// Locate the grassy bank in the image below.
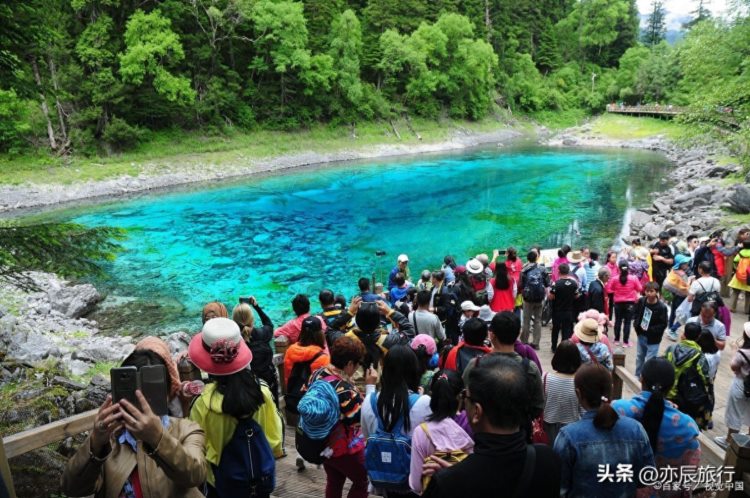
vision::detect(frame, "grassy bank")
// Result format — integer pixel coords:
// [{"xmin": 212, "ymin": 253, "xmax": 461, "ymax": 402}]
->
[
  {"xmin": 0, "ymin": 116, "xmax": 526, "ymax": 186},
  {"xmin": 588, "ymin": 114, "xmax": 688, "ymax": 140}
]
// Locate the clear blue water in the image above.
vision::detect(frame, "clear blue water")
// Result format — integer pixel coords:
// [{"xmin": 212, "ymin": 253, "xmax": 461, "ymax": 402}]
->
[{"xmin": 50, "ymin": 145, "xmax": 669, "ymax": 332}]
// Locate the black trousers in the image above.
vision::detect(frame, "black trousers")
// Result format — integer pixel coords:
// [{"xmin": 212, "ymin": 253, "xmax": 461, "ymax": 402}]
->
[{"xmin": 551, "ymin": 309, "xmax": 574, "ymax": 351}]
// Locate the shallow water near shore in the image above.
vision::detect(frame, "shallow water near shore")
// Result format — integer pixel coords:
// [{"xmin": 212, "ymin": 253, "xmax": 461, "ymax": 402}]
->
[{"xmin": 47, "ymin": 145, "xmax": 670, "ymax": 332}]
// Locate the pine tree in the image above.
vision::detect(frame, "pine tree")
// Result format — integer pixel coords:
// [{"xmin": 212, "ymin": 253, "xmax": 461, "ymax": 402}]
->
[
  {"xmin": 536, "ymin": 19, "xmax": 562, "ymax": 74},
  {"xmin": 642, "ymin": 0, "xmax": 666, "ymax": 47},
  {"xmin": 684, "ymin": 0, "xmax": 711, "ymax": 29},
  {"xmin": 304, "ymin": 0, "xmax": 346, "ymax": 52}
]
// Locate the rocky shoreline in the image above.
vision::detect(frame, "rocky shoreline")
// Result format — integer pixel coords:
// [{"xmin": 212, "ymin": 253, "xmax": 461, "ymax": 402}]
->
[
  {"xmin": 0, "ymin": 127, "xmax": 525, "ymax": 214},
  {"xmin": 544, "ymin": 124, "xmax": 750, "ymax": 243}
]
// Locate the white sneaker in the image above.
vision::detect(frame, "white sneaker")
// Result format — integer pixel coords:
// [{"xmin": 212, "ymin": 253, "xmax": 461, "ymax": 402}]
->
[{"xmin": 714, "ymin": 436, "xmax": 729, "ymax": 449}]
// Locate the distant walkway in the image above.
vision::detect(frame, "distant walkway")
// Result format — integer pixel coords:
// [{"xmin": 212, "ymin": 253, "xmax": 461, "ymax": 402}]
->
[{"xmin": 606, "ymin": 104, "xmax": 687, "ymax": 116}]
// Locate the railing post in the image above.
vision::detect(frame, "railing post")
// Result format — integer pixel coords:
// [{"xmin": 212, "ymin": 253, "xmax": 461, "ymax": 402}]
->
[
  {"xmin": 0, "ymin": 438, "xmax": 17, "ymax": 498},
  {"xmin": 612, "ymin": 350, "xmax": 626, "ymax": 400},
  {"xmin": 274, "ymin": 336, "xmax": 289, "ymax": 395},
  {"xmin": 717, "ymin": 434, "xmax": 750, "ymax": 498}
]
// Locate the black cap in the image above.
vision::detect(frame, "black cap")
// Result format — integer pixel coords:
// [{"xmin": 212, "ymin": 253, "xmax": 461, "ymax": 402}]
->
[{"xmin": 301, "ymin": 316, "xmax": 322, "ymax": 333}]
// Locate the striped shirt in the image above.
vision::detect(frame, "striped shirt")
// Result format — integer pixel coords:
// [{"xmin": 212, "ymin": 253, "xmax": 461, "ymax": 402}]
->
[{"xmin": 543, "ymin": 372, "xmax": 583, "ymax": 424}]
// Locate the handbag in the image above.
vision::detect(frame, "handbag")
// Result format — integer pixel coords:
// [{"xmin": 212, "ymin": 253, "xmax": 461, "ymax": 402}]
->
[{"xmin": 531, "ymin": 373, "xmax": 550, "ymax": 445}]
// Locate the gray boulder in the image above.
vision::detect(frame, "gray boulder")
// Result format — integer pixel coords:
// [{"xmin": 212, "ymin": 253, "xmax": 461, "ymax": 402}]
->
[
  {"xmin": 642, "ymin": 222, "xmax": 663, "ymax": 240},
  {"xmin": 48, "ymin": 281, "xmax": 101, "ymax": 318},
  {"xmin": 727, "ymin": 185, "xmax": 750, "ymax": 214},
  {"xmin": 630, "ymin": 210, "xmax": 652, "ymax": 228}
]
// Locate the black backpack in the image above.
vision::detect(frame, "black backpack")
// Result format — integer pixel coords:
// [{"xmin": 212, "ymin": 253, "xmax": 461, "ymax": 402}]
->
[
  {"xmin": 284, "ymin": 351, "xmax": 325, "ymax": 415},
  {"xmin": 522, "ymin": 266, "xmax": 546, "ymax": 303},
  {"xmin": 737, "ymin": 351, "xmax": 750, "ymax": 397},
  {"xmin": 690, "ymin": 281, "xmax": 724, "ymax": 316},
  {"xmin": 675, "ymin": 353, "xmax": 711, "ymax": 427}
]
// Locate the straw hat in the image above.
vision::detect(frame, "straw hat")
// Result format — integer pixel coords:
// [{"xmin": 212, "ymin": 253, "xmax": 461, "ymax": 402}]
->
[{"xmin": 574, "ymin": 318, "xmax": 600, "ymax": 343}]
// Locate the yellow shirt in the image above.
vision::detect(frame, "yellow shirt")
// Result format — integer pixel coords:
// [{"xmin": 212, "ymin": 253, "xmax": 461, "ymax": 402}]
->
[{"xmin": 189, "ymin": 382, "xmax": 283, "ymax": 485}]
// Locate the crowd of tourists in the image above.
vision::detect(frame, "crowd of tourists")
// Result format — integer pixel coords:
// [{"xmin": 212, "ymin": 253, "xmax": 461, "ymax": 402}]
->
[{"xmin": 59, "ymin": 227, "xmax": 750, "ymax": 498}]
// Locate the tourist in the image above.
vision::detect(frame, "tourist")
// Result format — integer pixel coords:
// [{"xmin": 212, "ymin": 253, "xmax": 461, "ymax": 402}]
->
[
  {"xmin": 374, "ymin": 282, "xmax": 387, "ymax": 301},
  {"xmin": 441, "ymin": 317, "xmax": 491, "ymax": 376},
  {"xmin": 551, "ymin": 245, "xmax": 571, "ymax": 282},
  {"xmin": 567, "ymin": 250, "xmax": 588, "ymax": 293},
  {"xmin": 62, "ymin": 340, "xmax": 208, "ymax": 498},
  {"xmin": 416, "ymin": 270, "xmax": 433, "ymax": 292},
  {"xmin": 520, "ymin": 250, "xmax": 550, "ymax": 350},
  {"xmin": 420, "ymin": 355, "xmax": 561, "ymax": 497},
  {"xmin": 306, "ymin": 336, "xmax": 375, "ymax": 498},
  {"xmin": 550, "ymin": 263, "xmax": 579, "ymax": 352},
  {"xmin": 651, "ymin": 232, "xmax": 675, "ymax": 293},
  {"xmin": 629, "ymin": 245, "xmax": 651, "ymax": 287},
  {"xmin": 319, "ymin": 289, "xmax": 345, "ymax": 329},
  {"xmin": 607, "ymin": 260, "xmax": 642, "ymax": 347},
  {"xmin": 697, "ymin": 329, "xmax": 721, "ymax": 379},
  {"xmin": 389, "ymin": 254, "xmax": 411, "ymax": 290},
  {"xmin": 728, "ymin": 240, "xmax": 750, "ymax": 313},
  {"xmin": 357, "ymin": 277, "xmax": 385, "ymax": 303},
  {"xmin": 441, "ymin": 256, "xmax": 456, "ymax": 284},
  {"xmin": 686, "ymin": 301, "xmax": 726, "ymax": 376},
  {"xmin": 633, "ymin": 282, "xmax": 668, "ymax": 377},
  {"xmin": 572, "ymin": 309, "xmax": 614, "ymax": 353},
  {"xmin": 430, "ymin": 270, "xmax": 458, "ymax": 343},
  {"xmin": 586, "ymin": 267, "xmax": 609, "ymax": 314},
  {"xmin": 283, "ymin": 316, "xmax": 331, "ymax": 395},
  {"xmin": 687, "ymin": 234, "xmax": 699, "ymax": 258},
  {"xmin": 451, "ymin": 266, "xmax": 477, "ymax": 309},
  {"xmin": 466, "ymin": 258, "xmax": 493, "ymax": 305},
  {"xmin": 612, "ymin": 358, "xmax": 701, "ymax": 496},
  {"xmin": 663, "ymin": 322, "xmax": 714, "ymax": 430},
  {"xmin": 488, "ymin": 261, "xmax": 516, "ymax": 313},
  {"xmin": 408, "ymin": 370, "xmax": 474, "ymax": 495},
  {"xmin": 202, "ymin": 301, "xmax": 228, "ymax": 323},
  {"xmin": 687, "ymin": 261, "xmax": 723, "ymax": 315},
  {"xmin": 461, "ymin": 312, "xmax": 544, "ymax": 439},
  {"xmin": 274, "ymin": 293, "xmax": 313, "ymax": 344},
  {"xmin": 715, "ymin": 323, "xmax": 750, "ymax": 449},
  {"xmin": 663, "ymin": 254, "xmax": 691, "ymax": 339},
  {"xmin": 573, "ymin": 317, "xmax": 613, "ymax": 370},
  {"xmin": 411, "ymin": 334, "xmax": 439, "ymax": 395},
  {"xmin": 458, "ymin": 300, "xmax": 480, "ymax": 330},
  {"xmin": 361, "ymin": 345, "xmax": 431, "ymax": 495},
  {"xmin": 390, "ymin": 272, "xmax": 414, "ymax": 306},
  {"xmin": 692, "ymin": 236, "xmax": 717, "ymax": 277},
  {"xmin": 408, "ymin": 290, "xmax": 446, "ymax": 343},
  {"xmin": 583, "ymin": 251, "xmax": 601, "ymax": 292},
  {"xmin": 543, "ymin": 340, "xmax": 583, "ymax": 445},
  {"xmin": 188, "ymin": 318, "xmax": 283, "ymax": 498},
  {"xmin": 233, "ymin": 299, "xmax": 278, "ymax": 405},
  {"xmin": 330, "ymin": 297, "xmax": 414, "ymax": 371},
  {"xmin": 554, "ymin": 364, "xmax": 654, "ymax": 498},
  {"xmin": 605, "ymin": 250, "xmax": 620, "ymax": 318}
]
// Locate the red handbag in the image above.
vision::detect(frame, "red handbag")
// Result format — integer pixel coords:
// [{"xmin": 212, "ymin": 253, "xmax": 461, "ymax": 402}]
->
[{"xmin": 532, "ymin": 373, "xmax": 550, "ymax": 444}]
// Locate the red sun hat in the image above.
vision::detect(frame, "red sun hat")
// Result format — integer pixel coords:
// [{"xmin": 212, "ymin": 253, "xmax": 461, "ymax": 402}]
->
[{"xmin": 188, "ymin": 317, "xmax": 253, "ymax": 376}]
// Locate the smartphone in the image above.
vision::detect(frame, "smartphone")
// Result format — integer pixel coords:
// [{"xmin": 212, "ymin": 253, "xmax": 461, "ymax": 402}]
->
[
  {"xmin": 239, "ymin": 296, "xmax": 251, "ymax": 305},
  {"xmin": 140, "ymin": 364, "xmax": 169, "ymax": 416},
  {"xmin": 497, "ymin": 249, "xmax": 507, "ymax": 256},
  {"xmin": 110, "ymin": 366, "xmax": 139, "ymax": 407}
]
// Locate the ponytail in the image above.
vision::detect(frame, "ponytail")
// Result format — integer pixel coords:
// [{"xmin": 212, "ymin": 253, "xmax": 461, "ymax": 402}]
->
[
  {"xmin": 619, "ymin": 266, "xmax": 628, "ymax": 286},
  {"xmin": 641, "ymin": 385, "xmax": 666, "ymax": 451},
  {"xmin": 594, "ymin": 396, "xmax": 619, "ymax": 430},
  {"xmin": 427, "ymin": 370, "xmax": 463, "ymax": 422},
  {"xmin": 241, "ymin": 325, "xmax": 253, "ymax": 343}
]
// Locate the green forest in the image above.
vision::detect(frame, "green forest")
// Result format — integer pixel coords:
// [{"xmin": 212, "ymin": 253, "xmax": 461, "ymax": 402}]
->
[{"xmin": 0, "ymin": 0, "xmax": 748, "ymax": 158}]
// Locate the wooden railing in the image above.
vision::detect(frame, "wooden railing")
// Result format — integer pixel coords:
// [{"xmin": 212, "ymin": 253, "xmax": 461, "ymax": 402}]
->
[
  {"xmin": 611, "ymin": 351, "xmax": 726, "ymax": 466},
  {"xmin": 0, "ymin": 344, "xmax": 733, "ymax": 497},
  {"xmin": 606, "ymin": 104, "xmax": 688, "ymax": 116}
]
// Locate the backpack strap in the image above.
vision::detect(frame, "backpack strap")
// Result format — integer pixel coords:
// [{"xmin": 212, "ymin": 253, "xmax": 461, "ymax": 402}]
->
[
  {"xmin": 738, "ymin": 350, "xmax": 750, "ymax": 369},
  {"xmin": 582, "ymin": 345, "xmax": 599, "ymax": 365},
  {"xmin": 412, "ymin": 312, "xmax": 420, "ymax": 335},
  {"xmin": 420, "ymin": 422, "xmax": 435, "ymax": 448},
  {"xmin": 512, "ymin": 445, "xmax": 536, "ymax": 498}
]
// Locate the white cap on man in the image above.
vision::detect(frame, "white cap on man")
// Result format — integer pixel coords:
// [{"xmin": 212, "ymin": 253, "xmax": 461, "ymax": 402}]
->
[{"xmin": 398, "ymin": 254, "xmax": 409, "ymax": 263}]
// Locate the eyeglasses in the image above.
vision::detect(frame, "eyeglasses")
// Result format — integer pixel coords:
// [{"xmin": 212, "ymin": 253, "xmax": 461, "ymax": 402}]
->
[{"xmin": 460, "ymin": 388, "xmax": 477, "ymax": 404}]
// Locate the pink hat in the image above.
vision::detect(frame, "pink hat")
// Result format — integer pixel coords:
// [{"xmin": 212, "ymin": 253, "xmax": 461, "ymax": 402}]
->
[
  {"xmin": 188, "ymin": 317, "xmax": 253, "ymax": 376},
  {"xmin": 410, "ymin": 334, "xmax": 437, "ymax": 356}
]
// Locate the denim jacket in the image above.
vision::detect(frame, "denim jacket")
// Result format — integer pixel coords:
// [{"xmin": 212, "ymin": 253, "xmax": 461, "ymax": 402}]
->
[{"xmin": 554, "ymin": 410, "xmax": 655, "ymax": 498}]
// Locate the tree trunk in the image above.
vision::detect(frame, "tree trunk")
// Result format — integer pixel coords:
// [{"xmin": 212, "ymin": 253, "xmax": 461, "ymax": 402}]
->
[
  {"xmin": 404, "ymin": 114, "xmax": 422, "ymax": 140},
  {"xmin": 47, "ymin": 55, "xmax": 68, "ymax": 144},
  {"xmin": 30, "ymin": 57, "xmax": 57, "ymax": 150},
  {"xmin": 389, "ymin": 119, "xmax": 401, "ymax": 140},
  {"xmin": 484, "ymin": 0, "xmax": 492, "ymax": 43}
]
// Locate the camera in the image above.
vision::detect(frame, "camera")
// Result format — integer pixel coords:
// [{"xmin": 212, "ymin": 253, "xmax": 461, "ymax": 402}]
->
[
  {"xmin": 360, "ymin": 301, "xmax": 378, "ymax": 312},
  {"xmin": 375, "ymin": 250, "xmax": 386, "ymax": 256},
  {"xmin": 239, "ymin": 296, "xmax": 252, "ymax": 305},
  {"xmin": 497, "ymin": 249, "xmax": 507, "ymax": 256}
]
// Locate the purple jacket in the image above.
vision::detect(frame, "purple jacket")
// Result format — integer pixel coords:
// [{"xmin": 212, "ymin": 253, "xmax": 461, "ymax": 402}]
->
[{"xmin": 515, "ymin": 340, "xmax": 543, "ymax": 374}]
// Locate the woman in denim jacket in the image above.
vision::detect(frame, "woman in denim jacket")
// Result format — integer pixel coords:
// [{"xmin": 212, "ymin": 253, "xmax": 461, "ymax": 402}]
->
[{"xmin": 554, "ymin": 363, "xmax": 655, "ymax": 498}]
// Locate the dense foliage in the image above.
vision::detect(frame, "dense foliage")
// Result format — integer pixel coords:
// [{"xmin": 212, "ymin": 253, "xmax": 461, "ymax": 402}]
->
[
  {"xmin": 0, "ymin": 222, "xmax": 124, "ymax": 290},
  {"xmin": 0, "ymin": 0, "xmax": 747, "ymax": 156}
]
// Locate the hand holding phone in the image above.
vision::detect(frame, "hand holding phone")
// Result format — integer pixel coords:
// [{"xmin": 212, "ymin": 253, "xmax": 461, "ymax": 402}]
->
[
  {"xmin": 119, "ymin": 391, "xmax": 164, "ymax": 448},
  {"xmin": 111, "ymin": 366, "xmax": 139, "ymax": 407}
]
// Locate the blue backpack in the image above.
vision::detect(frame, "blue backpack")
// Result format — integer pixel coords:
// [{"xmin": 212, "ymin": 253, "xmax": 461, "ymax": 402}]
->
[
  {"xmin": 365, "ymin": 392, "xmax": 420, "ymax": 491},
  {"xmin": 212, "ymin": 416, "xmax": 275, "ymax": 497}
]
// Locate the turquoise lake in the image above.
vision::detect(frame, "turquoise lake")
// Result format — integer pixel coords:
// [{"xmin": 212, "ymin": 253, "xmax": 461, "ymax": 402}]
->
[{"xmin": 56, "ymin": 145, "xmax": 670, "ymax": 333}]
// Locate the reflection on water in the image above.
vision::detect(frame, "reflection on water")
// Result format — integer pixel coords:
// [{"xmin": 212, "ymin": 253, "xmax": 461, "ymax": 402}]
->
[{"xmin": 56, "ymin": 145, "xmax": 670, "ymax": 333}]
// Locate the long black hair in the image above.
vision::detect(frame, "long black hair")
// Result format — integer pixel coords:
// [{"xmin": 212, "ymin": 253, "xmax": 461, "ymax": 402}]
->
[
  {"xmin": 640, "ymin": 358, "xmax": 675, "ymax": 452},
  {"xmin": 618, "ymin": 260, "xmax": 629, "ymax": 286},
  {"xmin": 427, "ymin": 370, "xmax": 463, "ymax": 422},
  {"xmin": 494, "ymin": 262, "xmax": 510, "ymax": 290},
  {"xmin": 210, "ymin": 368, "xmax": 265, "ymax": 419},
  {"xmin": 378, "ymin": 345, "xmax": 420, "ymax": 432}
]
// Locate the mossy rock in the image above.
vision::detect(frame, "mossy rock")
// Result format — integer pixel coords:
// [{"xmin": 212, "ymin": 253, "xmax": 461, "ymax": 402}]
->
[
  {"xmin": 10, "ymin": 447, "xmax": 68, "ymax": 498},
  {"xmin": 88, "ymin": 298, "xmax": 186, "ymax": 336}
]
